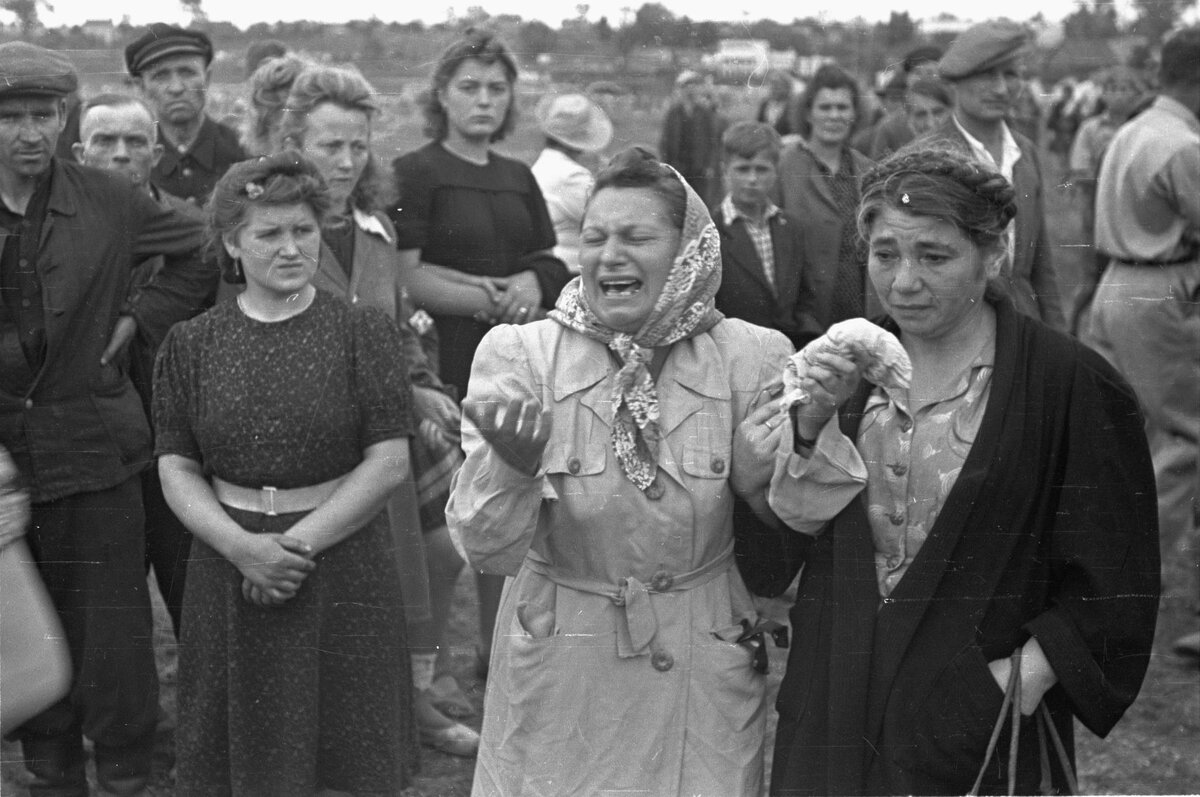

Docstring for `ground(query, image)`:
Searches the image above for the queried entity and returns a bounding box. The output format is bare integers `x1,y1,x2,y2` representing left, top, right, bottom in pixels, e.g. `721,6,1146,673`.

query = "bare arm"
282,438,411,555
158,454,316,598
396,249,506,317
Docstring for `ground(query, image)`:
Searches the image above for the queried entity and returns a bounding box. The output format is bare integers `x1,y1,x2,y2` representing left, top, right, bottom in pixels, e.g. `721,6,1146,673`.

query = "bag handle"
969,646,1078,796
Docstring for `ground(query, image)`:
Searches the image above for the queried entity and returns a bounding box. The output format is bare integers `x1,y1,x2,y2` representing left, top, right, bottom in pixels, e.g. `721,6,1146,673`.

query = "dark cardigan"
770,299,1160,796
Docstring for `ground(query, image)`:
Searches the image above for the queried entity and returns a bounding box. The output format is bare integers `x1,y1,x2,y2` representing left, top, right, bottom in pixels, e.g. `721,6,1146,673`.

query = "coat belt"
523,541,735,658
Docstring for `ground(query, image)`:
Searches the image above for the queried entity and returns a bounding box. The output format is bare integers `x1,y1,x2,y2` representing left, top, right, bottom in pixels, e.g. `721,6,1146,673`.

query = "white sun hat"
535,92,614,153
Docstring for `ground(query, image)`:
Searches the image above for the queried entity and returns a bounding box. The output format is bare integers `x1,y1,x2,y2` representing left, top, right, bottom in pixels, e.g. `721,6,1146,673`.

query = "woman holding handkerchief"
768,148,1161,796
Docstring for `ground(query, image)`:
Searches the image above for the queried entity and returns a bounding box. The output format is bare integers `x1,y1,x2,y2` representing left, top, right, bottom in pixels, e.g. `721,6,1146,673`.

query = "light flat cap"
938,19,1029,81
125,23,213,77
0,41,77,99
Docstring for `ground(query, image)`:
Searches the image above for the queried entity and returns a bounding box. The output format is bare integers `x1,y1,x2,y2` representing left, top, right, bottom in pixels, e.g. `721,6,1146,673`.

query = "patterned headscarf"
549,165,724,492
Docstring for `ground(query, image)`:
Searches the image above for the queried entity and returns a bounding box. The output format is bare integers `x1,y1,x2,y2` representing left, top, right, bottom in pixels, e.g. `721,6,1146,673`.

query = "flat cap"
125,23,213,77
938,19,1028,81
0,42,77,99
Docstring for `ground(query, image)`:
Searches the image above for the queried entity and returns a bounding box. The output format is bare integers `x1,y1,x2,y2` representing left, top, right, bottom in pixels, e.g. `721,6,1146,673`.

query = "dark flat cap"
125,23,213,77
0,41,77,99
938,19,1029,81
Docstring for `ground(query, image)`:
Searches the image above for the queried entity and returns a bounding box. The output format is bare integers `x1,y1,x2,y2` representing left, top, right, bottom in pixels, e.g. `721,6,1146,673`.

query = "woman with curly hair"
155,152,417,795
767,147,1160,795
241,53,309,156
276,62,479,756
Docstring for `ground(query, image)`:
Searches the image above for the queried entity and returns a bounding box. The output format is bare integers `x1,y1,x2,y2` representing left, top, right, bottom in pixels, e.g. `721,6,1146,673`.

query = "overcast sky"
26,0,1154,30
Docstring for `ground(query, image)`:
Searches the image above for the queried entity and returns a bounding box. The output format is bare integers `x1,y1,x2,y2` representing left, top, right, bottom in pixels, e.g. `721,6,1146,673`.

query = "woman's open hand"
233,533,316,606
732,396,789,498
464,396,552,476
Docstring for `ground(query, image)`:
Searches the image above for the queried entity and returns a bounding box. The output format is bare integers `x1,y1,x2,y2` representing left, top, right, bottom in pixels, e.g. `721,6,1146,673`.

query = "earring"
233,258,242,277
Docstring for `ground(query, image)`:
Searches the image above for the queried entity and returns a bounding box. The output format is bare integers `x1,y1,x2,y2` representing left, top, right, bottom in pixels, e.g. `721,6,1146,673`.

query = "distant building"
920,16,975,37
704,39,796,81
795,54,836,78
81,19,118,45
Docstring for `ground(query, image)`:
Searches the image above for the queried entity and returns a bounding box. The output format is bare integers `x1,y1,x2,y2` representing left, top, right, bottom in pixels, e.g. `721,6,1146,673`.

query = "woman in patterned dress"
154,152,417,796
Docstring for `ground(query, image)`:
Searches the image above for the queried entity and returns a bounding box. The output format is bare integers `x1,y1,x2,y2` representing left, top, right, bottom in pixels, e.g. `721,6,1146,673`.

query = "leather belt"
1109,245,1199,266
212,475,345,516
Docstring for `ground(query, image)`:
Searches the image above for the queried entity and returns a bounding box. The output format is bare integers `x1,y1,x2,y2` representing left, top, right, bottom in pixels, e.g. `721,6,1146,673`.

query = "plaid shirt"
720,195,780,293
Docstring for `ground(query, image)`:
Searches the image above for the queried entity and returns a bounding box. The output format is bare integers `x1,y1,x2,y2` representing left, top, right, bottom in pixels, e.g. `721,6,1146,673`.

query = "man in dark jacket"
660,70,719,205
919,20,1064,329
72,92,214,641
0,42,210,797
126,23,245,204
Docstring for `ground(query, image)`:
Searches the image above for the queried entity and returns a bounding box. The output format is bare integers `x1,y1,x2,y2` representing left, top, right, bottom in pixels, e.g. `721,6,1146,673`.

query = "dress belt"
211,475,345,516
523,541,736,659
1108,244,1199,266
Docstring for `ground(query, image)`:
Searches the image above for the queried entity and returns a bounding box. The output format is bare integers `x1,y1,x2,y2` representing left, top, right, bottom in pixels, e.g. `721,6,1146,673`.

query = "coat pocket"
902,644,1012,791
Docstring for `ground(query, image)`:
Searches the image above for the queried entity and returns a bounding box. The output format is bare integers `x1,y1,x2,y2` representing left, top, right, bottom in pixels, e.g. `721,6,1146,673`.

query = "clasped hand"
464,396,552,476
464,271,544,325
234,533,316,608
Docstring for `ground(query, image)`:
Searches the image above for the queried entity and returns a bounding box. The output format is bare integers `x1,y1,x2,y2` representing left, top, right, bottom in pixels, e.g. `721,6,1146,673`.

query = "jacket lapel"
313,240,350,297
771,214,797,307
719,216,773,295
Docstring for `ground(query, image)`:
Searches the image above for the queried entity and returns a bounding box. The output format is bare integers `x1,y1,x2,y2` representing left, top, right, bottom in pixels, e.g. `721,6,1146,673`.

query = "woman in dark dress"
154,153,417,796
390,29,570,670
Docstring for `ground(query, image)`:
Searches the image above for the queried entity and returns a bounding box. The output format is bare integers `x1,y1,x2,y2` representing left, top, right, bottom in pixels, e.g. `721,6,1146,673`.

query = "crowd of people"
0,12,1192,797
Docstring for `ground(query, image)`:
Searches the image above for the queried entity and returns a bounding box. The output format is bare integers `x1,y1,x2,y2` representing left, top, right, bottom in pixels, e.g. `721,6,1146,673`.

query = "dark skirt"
176,506,416,797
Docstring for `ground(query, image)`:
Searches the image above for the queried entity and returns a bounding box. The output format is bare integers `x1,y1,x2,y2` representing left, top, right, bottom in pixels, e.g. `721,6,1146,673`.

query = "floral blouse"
859,327,994,597
768,325,996,599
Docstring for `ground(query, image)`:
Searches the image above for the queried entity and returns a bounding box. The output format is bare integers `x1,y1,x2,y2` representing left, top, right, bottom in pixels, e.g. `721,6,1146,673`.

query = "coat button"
567,457,581,475
644,479,665,501
651,650,674,672
890,463,907,476
650,570,674,591
23,399,33,409
898,418,913,433
182,167,193,177
710,456,725,474
889,512,905,526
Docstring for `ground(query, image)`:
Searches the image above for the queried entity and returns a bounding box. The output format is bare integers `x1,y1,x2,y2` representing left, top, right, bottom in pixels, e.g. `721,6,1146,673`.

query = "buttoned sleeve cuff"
768,415,867,535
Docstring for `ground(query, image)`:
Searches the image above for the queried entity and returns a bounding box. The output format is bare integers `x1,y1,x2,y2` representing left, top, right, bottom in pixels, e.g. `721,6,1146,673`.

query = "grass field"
2,79,1197,796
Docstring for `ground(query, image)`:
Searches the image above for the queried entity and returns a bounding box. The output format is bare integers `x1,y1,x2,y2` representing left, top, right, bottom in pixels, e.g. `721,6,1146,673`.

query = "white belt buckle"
262,485,278,516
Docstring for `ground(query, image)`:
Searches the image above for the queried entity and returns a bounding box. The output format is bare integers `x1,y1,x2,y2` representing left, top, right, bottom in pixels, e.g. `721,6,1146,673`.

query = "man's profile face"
74,103,161,188
0,96,65,180
139,54,209,127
